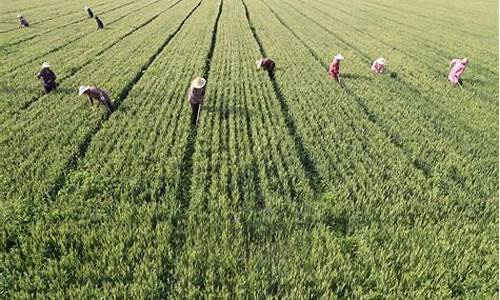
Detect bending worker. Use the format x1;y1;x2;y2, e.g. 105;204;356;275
95;16;104;30
256;58;275;77
329;54;344;82
17;14;29;27
79;85;114;113
371;57;385;74
187;77;206;125
37;62;57;93
448;57;469;87
85;6;94;18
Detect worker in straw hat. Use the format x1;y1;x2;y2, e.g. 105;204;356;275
371;57;385;74
187;77;206;125
78;85;114;113
448;57;469;87
328;54;344;82
36;62;57;93
256;58;276;77
84;6;94;18
17;14;29;27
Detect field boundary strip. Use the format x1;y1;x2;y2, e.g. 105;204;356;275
241;0;323;196
45;0;204;201
161;0;224;295
11;0;184;114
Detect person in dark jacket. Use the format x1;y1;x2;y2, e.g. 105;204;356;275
17;14;29;27
85;6;94;18
37;62;57;93
256;58;275;77
79;85;114;113
187;77;206;125
95;16;104;30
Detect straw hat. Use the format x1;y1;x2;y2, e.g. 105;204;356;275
41;62;50;69
334;54;344;61
462;57;469;65
79;85;90;95
255;59;263;69
191;77;206;89
375;57;385;65
84;6;89;10
17;14;22;18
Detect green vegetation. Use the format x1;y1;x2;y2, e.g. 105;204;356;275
0;0;498;297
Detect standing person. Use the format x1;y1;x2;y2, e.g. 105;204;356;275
371;57;385;74
95;16;104;30
17;14;29;27
37;62;57;93
85;6;94;18
328;54;344;82
256;58;276;77
78;85;114;113
448;57;469;87
187;77;206;125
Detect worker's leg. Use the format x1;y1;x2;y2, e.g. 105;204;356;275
190;103;199;124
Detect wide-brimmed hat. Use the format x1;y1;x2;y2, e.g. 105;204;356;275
41;62;50;69
84;6;89;9
334;54;344;61
191;77;206;89
462;57;469;64
78;85;90;95
17;14;22;18
376;57;385;65
255;59;263;69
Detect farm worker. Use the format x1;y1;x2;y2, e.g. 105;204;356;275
37;62;57;93
79;85;114;113
95;16;104;30
85;6;94;18
17;14;29;27
256;58;275;77
329;54;344;82
448;57;469;86
371;57;385;74
187;77;206;125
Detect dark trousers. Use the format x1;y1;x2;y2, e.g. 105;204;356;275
43;84;56;93
190;102;200;124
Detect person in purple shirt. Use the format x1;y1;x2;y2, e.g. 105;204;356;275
448;57;469;87
187;77;206;125
37;62;57;93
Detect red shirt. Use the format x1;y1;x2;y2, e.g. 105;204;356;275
328;60;340;78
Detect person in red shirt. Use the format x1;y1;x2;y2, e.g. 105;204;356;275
79;85;114;113
328;54;344;82
256;58;276;77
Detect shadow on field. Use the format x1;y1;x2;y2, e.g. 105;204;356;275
342;73;373;80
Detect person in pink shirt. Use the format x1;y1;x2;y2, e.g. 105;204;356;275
371;57;385;74
328;54;344;82
448;57;469;86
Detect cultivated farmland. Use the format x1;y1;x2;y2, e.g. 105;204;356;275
0;0;498;298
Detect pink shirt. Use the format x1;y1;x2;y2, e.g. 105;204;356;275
448;59;467;84
371;61;384;74
328;59;340;79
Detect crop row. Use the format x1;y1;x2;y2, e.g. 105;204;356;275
0;0;181;122
274;0;497;199
243;0;497;297
1;0;228;297
168;0;319;296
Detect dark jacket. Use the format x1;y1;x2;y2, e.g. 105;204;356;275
37;68;56;88
19;17;29;27
95;17;104;29
261;58;275;72
187;86;205;105
86;8;94;18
